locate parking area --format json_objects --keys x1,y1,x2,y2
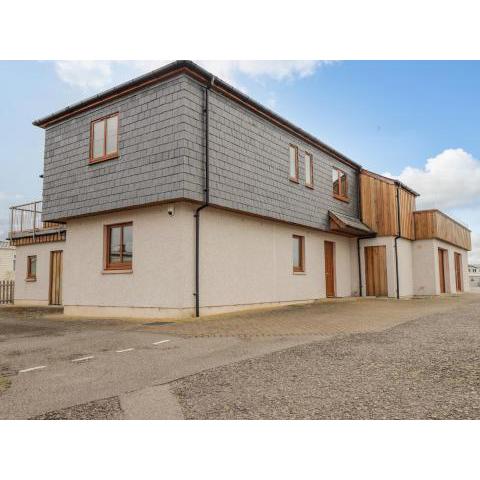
[{"x1": 1, "y1": 294, "x2": 479, "y2": 419}]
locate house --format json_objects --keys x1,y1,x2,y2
[
  {"x1": 0, "y1": 240, "x2": 15, "y2": 281},
  {"x1": 8, "y1": 61, "x2": 472, "y2": 318},
  {"x1": 468, "y1": 265, "x2": 480, "y2": 288}
]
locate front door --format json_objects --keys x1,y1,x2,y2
[
  {"x1": 454, "y1": 252, "x2": 463, "y2": 292},
  {"x1": 438, "y1": 248, "x2": 446, "y2": 294},
  {"x1": 324, "y1": 241, "x2": 335, "y2": 298},
  {"x1": 49, "y1": 250, "x2": 63, "y2": 305},
  {"x1": 365, "y1": 245, "x2": 388, "y2": 297}
]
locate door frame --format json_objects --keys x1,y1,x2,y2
[
  {"x1": 49, "y1": 250, "x2": 63, "y2": 306},
  {"x1": 438, "y1": 247, "x2": 447, "y2": 294},
  {"x1": 324, "y1": 240, "x2": 336, "y2": 298}
]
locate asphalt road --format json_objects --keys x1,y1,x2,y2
[{"x1": 1, "y1": 295, "x2": 479, "y2": 419}]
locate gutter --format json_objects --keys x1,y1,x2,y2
[
  {"x1": 194, "y1": 76, "x2": 214, "y2": 317},
  {"x1": 394, "y1": 185, "x2": 402, "y2": 299}
]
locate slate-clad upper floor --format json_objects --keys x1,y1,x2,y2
[{"x1": 39, "y1": 63, "x2": 360, "y2": 231}]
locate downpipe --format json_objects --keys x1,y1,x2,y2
[
  {"x1": 394, "y1": 185, "x2": 401, "y2": 299},
  {"x1": 194, "y1": 77, "x2": 214, "y2": 317}
]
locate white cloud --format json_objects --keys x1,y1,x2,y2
[
  {"x1": 53, "y1": 60, "x2": 326, "y2": 92},
  {"x1": 384, "y1": 148, "x2": 480, "y2": 210},
  {"x1": 55, "y1": 61, "x2": 114, "y2": 91},
  {"x1": 384, "y1": 148, "x2": 480, "y2": 265}
]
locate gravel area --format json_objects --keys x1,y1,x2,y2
[
  {"x1": 172, "y1": 302, "x2": 480, "y2": 419},
  {"x1": 31, "y1": 396, "x2": 123, "y2": 420}
]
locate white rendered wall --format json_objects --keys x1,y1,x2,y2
[
  {"x1": 14, "y1": 241, "x2": 64, "y2": 305},
  {"x1": 63, "y1": 202, "x2": 359, "y2": 317}
]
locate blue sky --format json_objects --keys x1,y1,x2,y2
[{"x1": 1, "y1": 60, "x2": 479, "y2": 260}]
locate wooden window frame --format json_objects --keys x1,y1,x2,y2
[
  {"x1": 289, "y1": 145, "x2": 299, "y2": 183},
  {"x1": 26, "y1": 255, "x2": 37, "y2": 281},
  {"x1": 292, "y1": 235, "x2": 305, "y2": 273},
  {"x1": 89, "y1": 113, "x2": 119, "y2": 164},
  {"x1": 305, "y1": 152, "x2": 314, "y2": 188},
  {"x1": 333, "y1": 167, "x2": 349, "y2": 202},
  {"x1": 104, "y1": 222, "x2": 133, "y2": 271}
]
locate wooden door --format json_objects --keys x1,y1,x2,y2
[
  {"x1": 49, "y1": 250, "x2": 63, "y2": 305},
  {"x1": 438, "y1": 248, "x2": 446, "y2": 294},
  {"x1": 454, "y1": 252, "x2": 462, "y2": 292},
  {"x1": 324, "y1": 241, "x2": 335, "y2": 298},
  {"x1": 365, "y1": 246, "x2": 388, "y2": 297}
]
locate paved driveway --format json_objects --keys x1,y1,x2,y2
[{"x1": 0, "y1": 294, "x2": 479, "y2": 419}]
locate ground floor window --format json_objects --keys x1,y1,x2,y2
[
  {"x1": 292, "y1": 235, "x2": 305, "y2": 273},
  {"x1": 104, "y1": 222, "x2": 133, "y2": 270},
  {"x1": 26, "y1": 255, "x2": 37, "y2": 280}
]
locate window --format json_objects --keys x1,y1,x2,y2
[
  {"x1": 105, "y1": 223, "x2": 133, "y2": 270},
  {"x1": 292, "y1": 235, "x2": 305, "y2": 273},
  {"x1": 305, "y1": 152, "x2": 313, "y2": 188},
  {"x1": 27, "y1": 255, "x2": 37, "y2": 280},
  {"x1": 332, "y1": 168, "x2": 348, "y2": 201},
  {"x1": 289, "y1": 145, "x2": 299, "y2": 182},
  {"x1": 90, "y1": 113, "x2": 119, "y2": 163}
]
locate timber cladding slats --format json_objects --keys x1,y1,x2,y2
[
  {"x1": 398, "y1": 188, "x2": 415, "y2": 240},
  {"x1": 10, "y1": 231, "x2": 66, "y2": 246},
  {"x1": 414, "y1": 210, "x2": 471, "y2": 250},
  {"x1": 49, "y1": 250, "x2": 63, "y2": 305},
  {"x1": 364, "y1": 245, "x2": 388, "y2": 297},
  {"x1": 0, "y1": 281, "x2": 14, "y2": 304}
]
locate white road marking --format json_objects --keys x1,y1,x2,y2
[
  {"x1": 71, "y1": 356, "x2": 94, "y2": 362},
  {"x1": 116, "y1": 348, "x2": 134, "y2": 353},
  {"x1": 153, "y1": 340, "x2": 170, "y2": 345},
  {"x1": 19, "y1": 365, "x2": 46, "y2": 373}
]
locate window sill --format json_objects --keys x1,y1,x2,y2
[
  {"x1": 25, "y1": 277, "x2": 37, "y2": 282},
  {"x1": 289, "y1": 177, "x2": 299, "y2": 184},
  {"x1": 333, "y1": 193, "x2": 349, "y2": 203},
  {"x1": 102, "y1": 269, "x2": 133, "y2": 275},
  {"x1": 89, "y1": 154, "x2": 119, "y2": 165},
  {"x1": 293, "y1": 271, "x2": 307, "y2": 275},
  {"x1": 305, "y1": 183, "x2": 314, "y2": 189}
]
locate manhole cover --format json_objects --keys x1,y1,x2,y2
[{"x1": 143, "y1": 321, "x2": 176, "y2": 326}]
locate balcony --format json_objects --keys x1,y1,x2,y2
[
  {"x1": 9, "y1": 201, "x2": 65, "y2": 245},
  {"x1": 414, "y1": 209, "x2": 471, "y2": 251}
]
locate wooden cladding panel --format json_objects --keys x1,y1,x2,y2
[
  {"x1": 10, "y1": 231, "x2": 66, "y2": 246},
  {"x1": 414, "y1": 210, "x2": 471, "y2": 251},
  {"x1": 360, "y1": 173, "x2": 398, "y2": 236},
  {"x1": 398, "y1": 189, "x2": 416, "y2": 240}
]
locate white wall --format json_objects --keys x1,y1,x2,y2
[
  {"x1": 0, "y1": 246, "x2": 15, "y2": 281},
  {"x1": 14, "y1": 242, "x2": 64, "y2": 305},
  {"x1": 62, "y1": 202, "x2": 359, "y2": 317},
  {"x1": 413, "y1": 239, "x2": 469, "y2": 295}
]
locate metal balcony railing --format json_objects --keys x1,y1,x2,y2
[{"x1": 9, "y1": 201, "x2": 63, "y2": 238}]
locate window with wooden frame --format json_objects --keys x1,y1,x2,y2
[
  {"x1": 26, "y1": 255, "x2": 37, "y2": 280},
  {"x1": 292, "y1": 235, "x2": 305, "y2": 273},
  {"x1": 305, "y1": 152, "x2": 314, "y2": 188},
  {"x1": 332, "y1": 168, "x2": 348, "y2": 201},
  {"x1": 90, "y1": 113, "x2": 119, "y2": 164},
  {"x1": 104, "y1": 222, "x2": 133, "y2": 271},
  {"x1": 289, "y1": 145, "x2": 299, "y2": 182}
]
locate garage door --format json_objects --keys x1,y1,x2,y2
[{"x1": 365, "y1": 245, "x2": 388, "y2": 297}]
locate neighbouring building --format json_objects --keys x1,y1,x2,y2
[
  {"x1": 0, "y1": 240, "x2": 15, "y2": 281},
  {"x1": 468, "y1": 265, "x2": 480, "y2": 288},
  {"x1": 8, "y1": 61, "x2": 472, "y2": 318}
]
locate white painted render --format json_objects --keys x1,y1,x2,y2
[
  {"x1": 62, "y1": 202, "x2": 359, "y2": 318},
  {"x1": 413, "y1": 239, "x2": 469, "y2": 295},
  {"x1": 14, "y1": 241, "x2": 64, "y2": 305},
  {"x1": 0, "y1": 245, "x2": 15, "y2": 281}
]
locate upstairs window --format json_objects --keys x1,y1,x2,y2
[
  {"x1": 305, "y1": 152, "x2": 314, "y2": 188},
  {"x1": 105, "y1": 222, "x2": 133, "y2": 270},
  {"x1": 332, "y1": 168, "x2": 348, "y2": 201},
  {"x1": 289, "y1": 145, "x2": 299, "y2": 182},
  {"x1": 90, "y1": 113, "x2": 119, "y2": 163},
  {"x1": 292, "y1": 235, "x2": 305, "y2": 273},
  {"x1": 27, "y1": 255, "x2": 37, "y2": 281}
]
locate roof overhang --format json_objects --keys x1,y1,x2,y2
[{"x1": 329, "y1": 211, "x2": 375, "y2": 237}]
